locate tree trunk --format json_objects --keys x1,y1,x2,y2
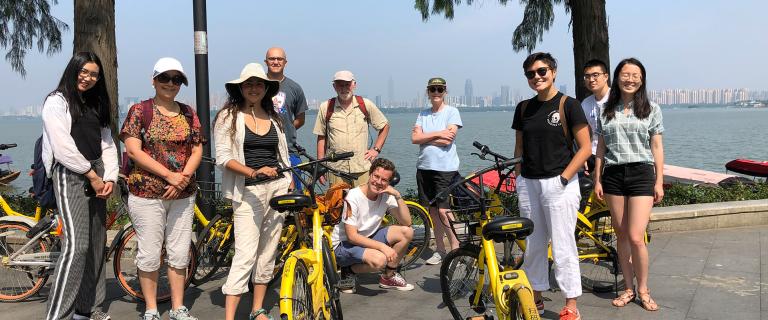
[
  {"x1": 73, "y1": 0, "x2": 118, "y2": 140},
  {"x1": 569, "y1": 0, "x2": 609, "y2": 101}
]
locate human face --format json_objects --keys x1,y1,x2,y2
[
  {"x1": 427, "y1": 86, "x2": 446, "y2": 104},
  {"x1": 153, "y1": 70, "x2": 183, "y2": 101},
  {"x1": 240, "y1": 77, "x2": 267, "y2": 105},
  {"x1": 617, "y1": 64, "x2": 643, "y2": 96},
  {"x1": 583, "y1": 66, "x2": 608, "y2": 94},
  {"x1": 525, "y1": 61, "x2": 555, "y2": 93},
  {"x1": 77, "y1": 62, "x2": 100, "y2": 93},
  {"x1": 367, "y1": 167, "x2": 393, "y2": 194},
  {"x1": 264, "y1": 48, "x2": 287, "y2": 75},
  {"x1": 333, "y1": 80, "x2": 355, "y2": 101}
]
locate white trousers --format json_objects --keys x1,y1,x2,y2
[
  {"x1": 222, "y1": 178, "x2": 290, "y2": 295},
  {"x1": 127, "y1": 194, "x2": 196, "y2": 271},
  {"x1": 517, "y1": 175, "x2": 582, "y2": 299}
]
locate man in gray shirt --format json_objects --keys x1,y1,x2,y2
[{"x1": 265, "y1": 47, "x2": 308, "y2": 189}]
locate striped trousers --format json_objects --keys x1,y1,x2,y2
[{"x1": 46, "y1": 159, "x2": 107, "y2": 320}]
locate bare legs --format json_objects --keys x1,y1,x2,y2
[
  {"x1": 430, "y1": 206, "x2": 460, "y2": 254},
  {"x1": 138, "y1": 266, "x2": 186, "y2": 312},
  {"x1": 605, "y1": 195, "x2": 653, "y2": 293}
]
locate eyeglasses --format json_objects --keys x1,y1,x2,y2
[
  {"x1": 583, "y1": 72, "x2": 607, "y2": 80},
  {"x1": 266, "y1": 57, "x2": 285, "y2": 62},
  {"x1": 619, "y1": 73, "x2": 642, "y2": 82},
  {"x1": 155, "y1": 73, "x2": 186, "y2": 86},
  {"x1": 524, "y1": 67, "x2": 550, "y2": 80},
  {"x1": 428, "y1": 86, "x2": 445, "y2": 93},
  {"x1": 79, "y1": 68, "x2": 100, "y2": 80}
]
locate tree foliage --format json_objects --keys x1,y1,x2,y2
[{"x1": 0, "y1": 0, "x2": 68, "y2": 77}]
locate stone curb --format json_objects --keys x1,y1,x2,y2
[{"x1": 650, "y1": 199, "x2": 768, "y2": 232}]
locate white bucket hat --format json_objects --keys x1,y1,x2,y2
[{"x1": 225, "y1": 63, "x2": 279, "y2": 100}]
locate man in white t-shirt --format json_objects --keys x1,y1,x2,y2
[
  {"x1": 581, "y1": 59, "x2": 611, "y2": 175},
  {"x1": 331, "y1": 158, "x2": 414, "y2": 293}
]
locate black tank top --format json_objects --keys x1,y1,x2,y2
[
  {"x1": 70, "y1": 106, "x2": 102, "y2": 160},
  {"x1": 244, "y1": 122, "x2": 280, "y2": 186}
]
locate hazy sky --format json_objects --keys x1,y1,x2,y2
[{"x1": 2, "y1": 0, "x2": 767, "y2": 110}]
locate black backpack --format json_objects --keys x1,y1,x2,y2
[{"x1": 29, "y1": 135, "x2": 57, "y2": 209}]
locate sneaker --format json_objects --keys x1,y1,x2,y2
[
  {"x1": 90, "y1": 311, "x2": 112, "y2": 320},
  {"x1": 337, "y1": 269, "x2": 357, "y2": 294},
  {"x1": 425, "y1": 252, "x2": 443, "y2": 265},
  {"x1": 169, "y1": 306, "x2": 198, "y2": 320},
  {"x1": 138, "y1": 311, "x2": 160, "y2": 320},
  {"x1": 379, "y1": 272, "x2": 415, "y2": 291},
  {"x1": 73, "y1": 314, "x2": 89, "y2": 320},
  {"x1": 535, "y1": 300, "x2": 545, "y2": 315},
  {"x1": 558, "y1": 306, "x2": 581, "y2": 320}
]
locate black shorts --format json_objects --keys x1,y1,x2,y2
[
  {"x1": 601, "y1": 162, "x2": 656, "y2": 196},
  {"x1": 416, "y1": 169, "x2": 456, "y2": 209}
]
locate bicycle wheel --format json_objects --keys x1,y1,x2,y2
[
  {"x1": 281, "y1": 257, "x2": 314, "y2": 320},
  {"x1": 575, "y1": 209, "x2": 625, "y2": 293},
  {"x1": 322, "y1": 238, "x2": 342, "y2": 320},
  {"x1": 505, "y1": 289, "x2": 524, "y2": 320},
  {"x1": 113, "y1": 226, "x2": 196, "y2": 302},
  {"x1": 192, "y1": 214, "x2": 231, "y2": 285},
  {"x1": 440, "y1": 245, "x2": 496, "y2": 320},
  {"x1": 0, "y1": 221, "x2": 50, "y2": 302},
  {"x1": 383, "y1": 202, "x2": 431, "y2": 268}
]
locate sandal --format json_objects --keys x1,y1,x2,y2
[
  {"x1": 611, "y1": 289, "x2": 635, "y2": 307},
  {"x1": 249, "y1": 308, "x2": 274, "y2": 320},
  {"x1": 637, "y1": 290, "x2": 659, "y2": 311}
]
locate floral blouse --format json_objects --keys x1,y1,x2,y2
[{"x1": 120, "y1": 102, "x2": 202, "y2": 199}]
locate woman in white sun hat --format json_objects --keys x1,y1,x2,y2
[{"x1": 214, "y1": 63, "x2": 292, "y2": 320}]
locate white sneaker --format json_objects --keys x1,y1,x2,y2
[{"x1": 425, "y1": 252, "x2": 443, "y2": 265}]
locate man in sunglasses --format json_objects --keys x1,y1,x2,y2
[
  {"x1": 265, "y1": 47, "x2": 308, "y2": 190},
  {"x1": 580, "y1": 59, "x2": 611, "y2": 175},
  {"x1": 313, "y1": 70, "x2": 390, "y2": 186}
]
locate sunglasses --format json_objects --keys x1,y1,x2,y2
[
  {"x1": 155, "y1": 73, "x2": 186, "y2": 86},
  {"x1": 524, "y1": 67, "x2": 550, "y2": 80},
  {"x1": 428, "y1": 86, "x2": 445, "y2": 93}
]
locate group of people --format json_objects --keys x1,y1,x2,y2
[{"x1": 40, "y1": 47, "x2": 663, "y2": 320}]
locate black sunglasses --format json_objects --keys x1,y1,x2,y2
[
  {"x1": 524, "y1": 67, "x2": 550, "y2": 80},
  {"x1": 428, "y1": 86, "x2": 445, "y2": 93},
  {"x1": 155, "y1": 73, "x2": 186, "y2": 86}
]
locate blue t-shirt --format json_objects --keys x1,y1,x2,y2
[{"x1": 414, "y1": 105, "x2": 462, "y2": 171}]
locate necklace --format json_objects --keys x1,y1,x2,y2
[{"x1": 248, "y1": 106, "x2": 260, "y2": 134}]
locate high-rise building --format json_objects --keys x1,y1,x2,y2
[
  {"x1": 559, "y1": 84, "x2": 568, "y2": 96},
  {"x1": 465, "y1": 79, "x2": 474, "y2": 107},
  {"x1": 375, "y1": 95, "x2": 382, "y2": 108},
  {"x1": 387, "y1": 76, "x2": 395, "y2": 107},
  {"x1": 500, "y1": 85, "x2": 510, "y2": 106}
]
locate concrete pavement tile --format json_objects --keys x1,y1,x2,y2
[
  {"x1": 649, "y1": 255, "x2": 706, "y2": 277},
  {"x1": 715, "y1": 226, "x2": 760, "y2": 243},
  {"x1": 657, "y1": 237, "x2": 713, "y2": 259},
  {"x1": 688, "y1": 269, "x2": 761, "y2": 320}
]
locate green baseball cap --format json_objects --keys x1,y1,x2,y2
[{"x1": 427, "y1": 77, "x2": 447, "y2": 86}]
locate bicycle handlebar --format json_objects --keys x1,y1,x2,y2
[
  {"x1": 473, "y1": 141, "x2": 509, "y2": 161},
  {"x1": 293, "y1": 143, "x2": 358, "y2": 182},
  {"x1": 0, "y1": 143, "x2": 17, "y2": 150}
]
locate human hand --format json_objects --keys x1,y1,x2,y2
[
  {"x1": 594, "y1": 182, "x2": 604, "y2": 201},
  {"x1": 583, "y1": 162, "x2": 590, "y2": 176},
  {"x1": 364, "y1": 149, "x2": 379, "y2": 161},
  {"x1": 318, "y1": 175, "x2": 327, "y2": 185},
  {"x1": 382, "y1": 185, "x2": 401, "y2": 198},
  {"x1": 381, "y1": 245, "x2": 398, "y2": 264},
  {"x1": 431, "y1": 138, "x2": 452, "y2": 147},
  {"x1": 437, "y1": 129, "x2": 456, "y2": 141},
  {"x1": 98, "y1": 181, "x2": 114, "y2": 199},
  {"x1": 90, "y1": 179, "x2": 106, "y2": 196},
  {"x1": 165, "y1": 172, "x2": 190, "y2": 189},
  {"x1": 653, "y1": 183, "x2": 664, "y2": 204},
  {"x1": 162, "y1": 185, "x2": 180, "y2": 200},
  {"x1": 257, "y1": 166, "x2": 279, "y2": 178}
]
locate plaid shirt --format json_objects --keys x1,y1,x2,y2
[{"x1": 597, "y1": 102, "x2": 664, "y2": 166}]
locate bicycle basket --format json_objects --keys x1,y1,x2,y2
[{"x1": 196, "y1": 181, "x2": 231, "y2": 215}]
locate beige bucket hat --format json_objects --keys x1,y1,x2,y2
[{"x1": 225, "y1": 63, "x2": 279, "y2": 101}]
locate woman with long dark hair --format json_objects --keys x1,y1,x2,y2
[
  {"x1": 511, "y1": 52, "x2": 592, "y2": 320},
  {"x1": 214, "y1": 63, "x2": 292, "y2": 320},
  {"x1": 41, "y1": 52, "x2": 118, "y2": 320},
  {"x1": 594, "y1": 58, "x2": 663, "y2": 311},
  {"x1": 120, "y1": 57, "x2": 203, "y2": 320}
]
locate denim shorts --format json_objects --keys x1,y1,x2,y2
[
  {"x1": 334, "y1": 227, "x2": 390, "y2": 267},
  {"x1": 601, "y1": 162, "x2": 656, "y2": 196}
]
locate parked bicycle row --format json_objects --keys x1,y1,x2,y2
[{"x1": 1, "y1": 49, "x2": 663, "y2": 320}]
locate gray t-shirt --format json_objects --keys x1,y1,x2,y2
[{"x1": 272, "y1": 76, "x2": 308, "y2": 153}]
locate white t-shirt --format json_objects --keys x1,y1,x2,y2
[
  {"x1": 331, "y1": 187, "x2": 398, "y2": 248},
  {"x1": 580, "y1": 89, "x2": 610, "y2": 154}
]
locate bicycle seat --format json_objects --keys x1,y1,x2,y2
[
  {"x1": 578, "y1": 175, "x2": 593, "y2": 191},
  {"x1": 269, "y1": 194, "x2": 313, "y2": 212},
  {"x1": 481, "y1": 216, "x2": 534, "y2": 243}
]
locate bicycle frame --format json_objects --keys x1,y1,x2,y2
[{"x1": 0, "y1": 194, "x2": 45, "y2": 221}]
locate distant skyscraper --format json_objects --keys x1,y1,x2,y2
[
  {"x1": 465, "y1": 79, "x2": 473, "y2": 107},
  {"x1": 500, "y1": 85, "x2": 510, "y2": 106},
  {"x1": 387, "y1": 76, "x2": 395, "y2": 107},
  {"x1": 375, "y1": 95, "x2": 382, "y2": 108},
  {"x1": 559, "y1": 84, "x2": 568, "y2": 95}
]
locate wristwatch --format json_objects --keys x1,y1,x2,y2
[
  {"x1": 373, "y1": 146, "x2": 382, "y2": 152},
  {"x1": 559, "y1": 175, "x2": 569, "y2": 186}
]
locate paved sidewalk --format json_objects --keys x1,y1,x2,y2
[{"x1": 3, "y1": 225, "x2": 766, "y2": 319}]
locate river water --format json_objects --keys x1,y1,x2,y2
[{"x1": 1, "y1": 107, "x2": 765, "y2": 193}]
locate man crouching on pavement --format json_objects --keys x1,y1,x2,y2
[{"x1": 330, "y1": 158, "x2": 415, "y2": 293}]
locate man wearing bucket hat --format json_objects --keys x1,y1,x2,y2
[
  {"x1": 213, "y1": 62, "x2": 292, "y2": 320},
  {"x1": 312, "y1": 70, "x2": 390, "y2": 186},
  {"x1": 264, "y1": 47, "x2": 308, "y2": 191},
  {"x1": 120, "y1": 57, "x2": 202, "y2": 320}
]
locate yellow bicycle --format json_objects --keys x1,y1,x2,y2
[{"x1": 437, "y1": 142, "x2": 539, "y2": 320}]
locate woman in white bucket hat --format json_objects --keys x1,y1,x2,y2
[{"x1": 214, "y1": 63, "x2": 292, "y2": 320}]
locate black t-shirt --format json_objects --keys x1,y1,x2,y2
[
  {"x1": 511, "y1": 92, "x2": 587, "y2": 179},
  {"x1": 70, "y1": 106, "x2": 103, "y2": 161}
]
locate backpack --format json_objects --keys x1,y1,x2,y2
[
  {"x1": 119, "y1": 99, "x2": 195, "y2": 176},
  {"x1": 29, "y1": 135, "x2": 57, "y2": 209}
]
